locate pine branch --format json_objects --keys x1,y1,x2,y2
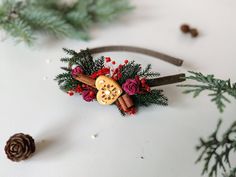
[
  {"x1": 91, "y1": 0, "x2": 134, "y2": 22},
  {"x1": 20, "y1": 7, "x2": 82, "y2": 39},
  {"x1": 54, "y1": 72, "x2": 79, "y2": 92},
  {"x1": 178, "y1": 71, "x2": 236, "y2": 113},
  {"x1": 196, "y1": 119, "x2": 236, "y2": 177},
  {"x1": 61, "y1": 48, "x2": 95, "y2": 75},
  {"x1": 118, "y1": 61, "x2": 141, "y2": 84},
  {"x1": 0, "y1": 0, "x2": 132, "y2": 44},
  {"x1": 133, "y1": 89, "x2": 168, "y2": 107},
  {"x1": 56, "y1": 48, "x2": 105, "y2": 92},
  {"x1": 138, "y1": 64, "x2": 160, "y2": 78},
  {"x1": 2, "y1": 18, "x2": 35, "y2": 44},
  {"x1": 93, "y1": 56, "x2": 105, "y2": 73}
]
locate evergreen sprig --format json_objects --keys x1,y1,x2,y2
[
  {"x1": 178, "y1": 71, "x2": 236, "y2": 113},
  {"x1": 0, "y1": 0, "x2": 132, "y2": 44},
  {"x1": 55, "y1": 48, "x2": 104, "y2": 92},
  {"x1": 118, "y1": 61, "x2": 141, "y2": 85},
  {"x1": 55, "y1": 72, "x2": 80, "y2": 92},
  {"x1": 133, "y1": 89, "x2": 168, "y2": 107},
  {"x1": 196, "y1": 119, "x2": 236, "y2": 177},
  {"x1": 138, "y1": 64, "x2": 160, "y2": 78}
]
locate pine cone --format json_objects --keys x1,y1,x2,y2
[{"x1": 5, "y1": 133, "x2": 36, "y2": 162}]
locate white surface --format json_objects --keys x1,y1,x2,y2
[{"x1": 0, "y1": 0, "x2": 236, "y2": 177}]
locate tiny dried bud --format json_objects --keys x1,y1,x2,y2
[
  {"x1": 190, "y1": 28, "x2": 199, "y2": 38},
  {"x1": 180, "y1": 24, "x2": 190, "y2": 33}
]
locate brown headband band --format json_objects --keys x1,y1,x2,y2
[{"x1": 89, "y1": 45, "x2": 184, "y2": 67}]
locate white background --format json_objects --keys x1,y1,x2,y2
[{"x1": 0, "y1": 0, "x2": 236, "y2": 177}]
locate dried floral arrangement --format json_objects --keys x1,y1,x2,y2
[
  {"x1": 0, "y1": 0, "x2": 132, "y2": 44},
  {"x1": 55, "y1": 46, "x2": 185, "y2": 115}
]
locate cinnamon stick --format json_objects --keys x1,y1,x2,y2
[
  {"x1": 117, "y1": 97, "x2": 128, "y2": 111},
  {"x1": 122, "y1": 94, "x2": 134, "y2": 108},
  {"x1": 117, "y1": 94, "x2": 134, "y2": 111},
  {"x1": 75, "y1": 74, "x2": 96, "y2": 88}
]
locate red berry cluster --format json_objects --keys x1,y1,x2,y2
[
  {"x1": 110, "y1": 59, "x2": 129, "y2": 81},
  {"x1": 140, "y1": 78, "x2": 151, "y2": 92}
]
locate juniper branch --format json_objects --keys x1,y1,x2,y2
[
  {"x1": 178, "y1": 71, "x2": 236, "y2": 113},
  {"x1": 196, "y1": 120, "x2": 236, "y2": 177}
]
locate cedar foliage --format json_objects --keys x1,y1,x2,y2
[
  {"x1": 196, "y1": 120, "x2": 236, "y2": 177},
  {"x1": 178, "y1": 71, "x2": 236, "y2": 113},
  {"x1": 0, "y1": 0, "x2": 132, "y2": 44}
]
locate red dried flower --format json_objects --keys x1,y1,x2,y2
[
  {"x1": 71, "y1": 66, "x2": 83, "y2": 77},
  {"x1": 82, "y1": 90, "x2": 96, "y2": 102},
  {"x1": 122, "y1": 79, "x2": 140, "y2": 95}
]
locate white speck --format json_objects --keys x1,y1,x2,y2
[
  {"x1": 91, "y1": 134, "x2": 98, "y2": 139},
  {"x1": 0, "y1": 30, "x2": 7, "y2": 41},
  {"x1": 45, "y1": 59, "x2": 52, "y2": 64},
  {"x1": 43, "y1": 76, "x2": 49, "y2": 80}
]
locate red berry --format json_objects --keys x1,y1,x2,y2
[
  {"x1": 112, "y1": 61, "x2": 116, "y2": 65},
  {"x1": 105, "y1": 57, "x2": 111, "y2": 62},
  {"x1": 118, "y1": 64, "x2": 123, "y2": 69},
  {"x1": 124, "y1": 59, "x2": 129, "y2": 64},
  {"x1": 68, "y1": 91, "x2": 74, "y2": 96},
  {"x1": 118, "y1": 73, "x2": 122, "y2": 79},
  {"x1": 146, "y1": 86, "x2": 151, "y2": 92},
  {"x1": 141, "y1": 78, "x2": 146, "y2": 84}
]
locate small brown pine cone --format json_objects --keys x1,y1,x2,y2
[{"x1": 5, "y1": 133, "x2": 36, "y2": 162}]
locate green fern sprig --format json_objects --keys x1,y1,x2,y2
[
  {"x1": 178, "y1": 71, "x2": 236, "y2": 113},
  {"x1": 196, "y1": 120, "x2": 236, "y2": 177}
]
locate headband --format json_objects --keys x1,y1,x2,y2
[{"x1": 55, "y1": 46, "x2": 186, "y2": 116}]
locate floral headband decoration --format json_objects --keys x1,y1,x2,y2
[{"x1": 55, "y1": 46, "x2": 186, "y2": 115}]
